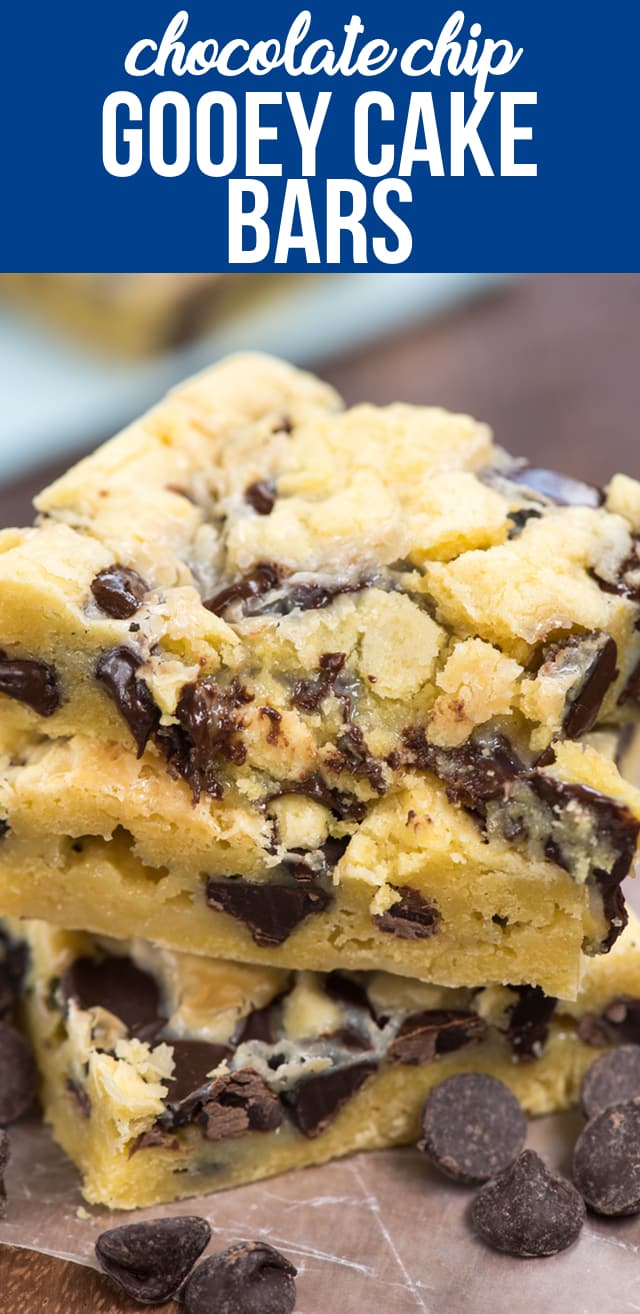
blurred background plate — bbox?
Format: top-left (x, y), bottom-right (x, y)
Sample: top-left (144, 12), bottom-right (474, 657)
top-left (0, 273), bottom-right (505, 481)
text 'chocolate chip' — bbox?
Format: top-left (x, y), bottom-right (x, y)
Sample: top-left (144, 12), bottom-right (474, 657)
top-left (96, 1215), bottom-right (211, 1303)
top-left (183, 1241), bottom-right (297, 1314)
top-left (418, 1073), bottom-right (526, 1184)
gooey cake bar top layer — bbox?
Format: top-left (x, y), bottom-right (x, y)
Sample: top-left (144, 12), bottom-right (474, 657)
top-left (0, 353), bottom-right (639, 960)
top-left (6, 915), bottom-right (640, 1208)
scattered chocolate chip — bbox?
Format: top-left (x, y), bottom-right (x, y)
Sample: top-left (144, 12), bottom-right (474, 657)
top-left (204, 562), bottom-right (286, 617)
top-left (508, 986), bottom-right (557, 1060)
top-left (291, 652), bottom-right (346, 712)
top-left (389, 1011), bottom-right (487, 1065)
top-left (66, 1078), bottom-right (91, 1119)
top-left (96, 1216), bottom-right (211, 1304)
top-left (61, 955), bottom-right (165, 1037)
top-left (402, 729), bottom-right (523, 812)
top-left (328, 725), bottom-right (386, 794)
top-left (158, 677), bottom-right (253, 802)
top-left (245, 479), bottom-right (277, 515)
top-left (374, 886), bottom-right (440, 940)
top-left (198, 1069), bottom-right (283, 1141)
top-left (472, 1149), bottom-right (585, 1256)
top-left (0, 1022), bottom-right (36, 1124)
top-left (0, 651), bottom-right (59, 716)
top-left (573, 1101), bottom-right (640, 1215)
top-left (90, 565), bottom-right (148, 619)
top-left (418, 1074), bottom-right (525, 1185)
top-left (260, 706), bottom-right (282, 744)
top-left (281, 1060), bottom-right (376, 1138)
top-left (95, 646), bottom-right (159, 755)
top-left (164, 1039), bottom-right (231, 1107)
top-left (580, 1045), bottom-right (640, 1120)
top-left (206, 878), bottom-right (332, 947)
top-left (252, 575), bottom-right (371, 618)
top-left (507, 465), bottom-right (603, 508)
top-left (0, 1129), bottom-right (9, 1218)
top-left (183, 1241), bottom-right (296, 1314)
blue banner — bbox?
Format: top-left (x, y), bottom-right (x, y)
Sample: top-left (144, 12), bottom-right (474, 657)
top-left (0, 2), bottom-right (637, 271)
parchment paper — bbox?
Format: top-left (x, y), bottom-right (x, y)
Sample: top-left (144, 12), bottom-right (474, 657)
top-left (3, 1108), bottom-right (640, 1314)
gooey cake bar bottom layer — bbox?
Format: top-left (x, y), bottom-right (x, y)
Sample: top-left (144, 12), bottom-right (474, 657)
top-left (1, 354), bottom-right (640, 992)
top-left (6, 914), bottom-right (640, 1210)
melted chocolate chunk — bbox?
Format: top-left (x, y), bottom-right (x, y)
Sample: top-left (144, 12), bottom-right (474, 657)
top-left (61, 955), bottom-right (165, 1036)
top-left (328, 725), bottom-right (386, 794)
top-left (204, 562), bottom-right (286, 616)
top-left (90, 565), bottom-right (148, 619)
top-left (388, 1010), bottom-right (487, 1065)
top-left (541, 633), bottom-right (619, 739)
top-left (245, 479), bottom-right (277, 515)
top-left (95, 646), bottom-right (159, 756)
top-left (259, 705), bottom-right (281, 744)
top-left (0, 651), bottom-right (59, 716)
top-left (374, 886), bottom-right (440, 941)
top-left (250, 575), bottom-right (371, 618)
top-left (0, 1130), bottom-right (9, 1219)
top-left (183, 1242), bottom-right (297, 1314)
top-left (206, 878), bottom-right (332, 947)
top-left (96, 1216), bottom-right (211, 1304)
top-left (325, 972), bottom-right (374, 1016)
top-left (267, 773), bottom-right (366, 822)
top-left (281, 1061), bottom-right (376, 1138)
top-left (158, 677), bottom-right (253, 802)
top-left (66, 1078), bottom-right (91, 1119)
top-left (472, 1150), bottom-right (585, 1256)
top-left (235, 1002), bottom-right (279, 1046)
top-left (592, 536), bottom-right (640, 601)
top-left (418, 1073), bottom-right (526, 1184)
top-left (580, 1045), bottom-right (640, 1119)
top-left (508, 986), bottom-right (557, 1060)
top-left (198, 1069), bottom-right (283, 1141)
top-left (129, 1126), bottom-right (179, 1156)
top-left (0, 1022), bottom-right (37, 1124)
top-left (573, 1101), bottom-right (640, 1216)
top-left (291, 652), bottom-right (346, 712)
top-left (282, 836), bottom-right (349, 885)
top-left (507, 465), bottom-right (603, 508)
top-left (164, 1039), bottom-right (231, 1108)
top-left (402, 729), bottom-right (523, 811)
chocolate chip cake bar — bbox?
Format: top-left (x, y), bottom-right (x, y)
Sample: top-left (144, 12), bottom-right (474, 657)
top-left (1, 354), bottom-right (639, 994)
top-left (7, 912), bottom-right (640, 1209)
top-left (1, 274), bottom-right (224, 354)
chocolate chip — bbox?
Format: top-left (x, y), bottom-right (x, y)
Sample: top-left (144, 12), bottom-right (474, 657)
top-left (507, 507), bottom-right (543, 538)
top-left (0, 1022), bottom-right (36, 1124)
top-left (128, 1127), bottom-right (179, 1156)
top-left (573, 1101), bottom-right (640, 1215)
top-left (0, 651), bottom-right (59, 716)
top-left (96, 1216), bottom-right (211, 1304)
top-left (601, 994), bottom-right (640, 1043)
top-left (472, 1149), bottom-right (585, 1256)
top-left (206, 878), bottom-right (332, 947)
top-left (389, 1011), bottom-right (487, 1065)
top-left (251, 575), bottom-right (371, 618)
top-left (374, 886), bottom-right (440, 940)
top-left (508, 986), bottom-right (557, 1060)
top-left (291, 652), bottom-right (346, 712)
top-left (198, 1069), bottom-right (283, 1141)
top-left (576, 1014), bottom-right (612, 1048)
top-left (260, 705), bottom-right (281, 744)
top-left (95, 646), bottom-right (159, 755)
top-left (325, 972), bottom-right (374, 1016)
top-left (618, 656), bottom-right (640, 707)
top-left (508, 465), bottom-right (603, 507)
top-left (402, 729), bottom-right (523, 812)
top-left (580, 1045), bottom-right (640, 1119)
top-left (183, 1241), bottom-right (296, 1314)
top-left (204, 562), bottom-right (286, 616)
top-left (267, 773), bottom-right (366, 822)
top-left (164, 1039), bottom-right (231, 1108)
top-left (328, 725), bottom-right (386, 794)
top-left (158, 677), bottom-right (253, 802)
top-left (235, 1002), bottom-right (279, 1045)
top-left (90, 565), bottom-right (148, 619)
top-left (61, 955), bottom-right (165, 1036)
top-left (245, 480), bottom-right (277, 515)
top-left (592, 537), bottom-right (640, 601)
top-left (541, 633), bottom-right (619, 738)
top-left (0, 1129), bottom-right (9, 1218)
top-left (418, 1074), bottom-right (526, 1185)
top-left (281, 1061), bottom-right (376, 1138)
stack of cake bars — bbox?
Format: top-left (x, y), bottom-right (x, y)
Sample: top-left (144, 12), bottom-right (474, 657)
top-left (1, 353), bottom-right (640, 1209)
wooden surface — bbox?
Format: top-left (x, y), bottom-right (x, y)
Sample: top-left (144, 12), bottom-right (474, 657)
top-left (0, 273), bottom-right (639, 1312)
